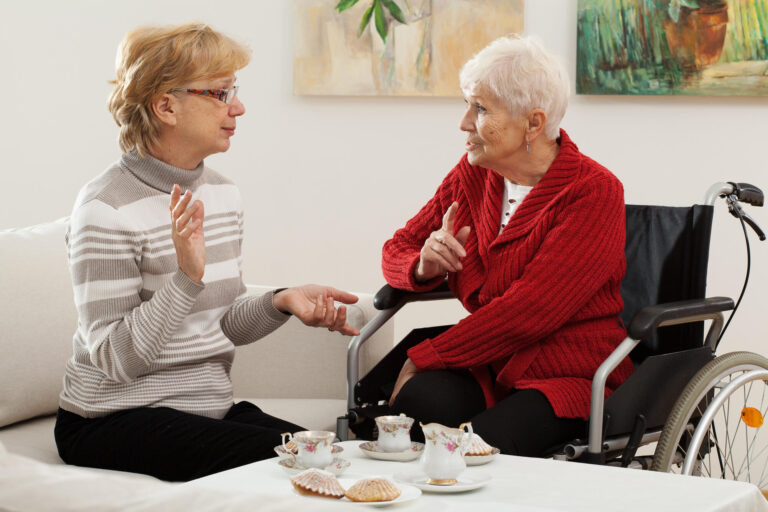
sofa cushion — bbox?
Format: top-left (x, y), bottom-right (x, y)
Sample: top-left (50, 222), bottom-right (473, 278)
top-left (0, 444), bottom-right (343, 511)
top-left (0, 416), bottom-right (61, 465)
top-left (0, 218), bottom-right (76, 428)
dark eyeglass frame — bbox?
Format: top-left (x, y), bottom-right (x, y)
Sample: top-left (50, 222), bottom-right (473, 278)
top-left (167, 86), bottom-right (239, 105)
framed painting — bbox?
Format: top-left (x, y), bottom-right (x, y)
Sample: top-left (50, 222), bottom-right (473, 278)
top-left (293, 0), bottom-right (524, 96)
top-left (577, 0), bottom-right (768, 95)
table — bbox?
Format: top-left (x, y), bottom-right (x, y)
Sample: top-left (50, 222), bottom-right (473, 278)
top-left (183, 441), bottom-right (768, 511)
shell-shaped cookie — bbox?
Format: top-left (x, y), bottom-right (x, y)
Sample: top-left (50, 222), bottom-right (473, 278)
top-left (290, 468), bottom-right (345, 499)
top-left (285, 440), bottom-right (298, 453)
top-left (466, 433), bottom-right (494, 456)
top-left (345, 478), bottom-right (401, 502)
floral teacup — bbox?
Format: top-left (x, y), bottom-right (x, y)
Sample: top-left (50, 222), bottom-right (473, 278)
top-left (375, 414), bottom-right (414, 452)
top-left (420, 421), bottom-right (473, 485)
top-left (281, 430), bottom-right (335, 469)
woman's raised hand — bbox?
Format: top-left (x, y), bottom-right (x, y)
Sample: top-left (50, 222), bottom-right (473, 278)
top-left (273, 285), bottom-right (361, 336)
top-left (170, 184), bottom-right (206, 283)
top-left (414, 202), bottom-right (471, 283)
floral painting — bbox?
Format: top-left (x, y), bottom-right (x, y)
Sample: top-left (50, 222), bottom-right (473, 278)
top-left (293, 0), bottom-right (524, 96)
top-left (577, 0), bottom-right (768, 95)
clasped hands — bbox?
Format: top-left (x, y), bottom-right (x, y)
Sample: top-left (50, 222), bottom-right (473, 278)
top-left (169, 184), bottom-right (360, 336)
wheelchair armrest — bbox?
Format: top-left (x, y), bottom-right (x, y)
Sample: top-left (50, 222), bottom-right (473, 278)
top-left (373, 282), bottom-right (454, 310)
top-left (627, 297), bottom-right (735, 341)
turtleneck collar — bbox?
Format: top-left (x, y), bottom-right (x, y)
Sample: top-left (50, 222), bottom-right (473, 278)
top-left (120, 150), bottom-right (204, 194)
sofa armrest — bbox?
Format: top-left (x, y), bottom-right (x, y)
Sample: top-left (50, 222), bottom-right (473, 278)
top-left (230, 286), bottom-right (395, 401)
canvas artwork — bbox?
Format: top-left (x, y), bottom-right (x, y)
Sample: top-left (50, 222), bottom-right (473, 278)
top-left (294, 0), bottom-right (524, 96)
top-left (577, 0), bottom-right (768, 95)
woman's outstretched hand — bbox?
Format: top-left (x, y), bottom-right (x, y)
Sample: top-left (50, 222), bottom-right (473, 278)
top-left (273, 285), bottom-right (361, 336)
top-left (170, 184), bottom-right (206, 283)
top-left (414, 202), bottom-right (471, 283)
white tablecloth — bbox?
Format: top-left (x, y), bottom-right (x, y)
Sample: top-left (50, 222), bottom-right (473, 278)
top-left (183, 441), bottom-right (768, 512)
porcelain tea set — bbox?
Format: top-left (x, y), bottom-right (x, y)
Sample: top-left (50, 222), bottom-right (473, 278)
top-left (277, 414), bottom-right (495, 491)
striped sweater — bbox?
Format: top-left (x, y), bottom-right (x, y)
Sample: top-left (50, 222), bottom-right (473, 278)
top-left (60, 151), bottom-right (289, 419)
top-left (382, 130), bottom-right (633, 419)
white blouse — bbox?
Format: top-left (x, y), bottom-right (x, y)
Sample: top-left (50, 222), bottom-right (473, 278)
top-left (499, 179), bottom-right (533, 235)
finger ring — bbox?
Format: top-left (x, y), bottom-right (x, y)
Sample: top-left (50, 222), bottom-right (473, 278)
top-left (436, 237), bottom-right (448, 246)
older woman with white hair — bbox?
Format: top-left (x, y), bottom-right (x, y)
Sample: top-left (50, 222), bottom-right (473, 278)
top-left (383, 35), bottom-right (633, 457)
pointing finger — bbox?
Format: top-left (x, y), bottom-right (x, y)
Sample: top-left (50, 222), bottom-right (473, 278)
top-left (441, 202), bottom-right (458, 233)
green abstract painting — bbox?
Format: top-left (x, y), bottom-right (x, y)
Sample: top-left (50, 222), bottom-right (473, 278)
top-left (577, 0), bottom-right (768, 95)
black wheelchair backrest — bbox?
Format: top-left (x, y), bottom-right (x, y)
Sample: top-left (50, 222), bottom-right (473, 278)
top-left (621, 204), bottom-right (714, 363)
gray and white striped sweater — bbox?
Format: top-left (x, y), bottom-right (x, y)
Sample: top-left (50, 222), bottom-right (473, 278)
top-left (59, 151), bottom-right (289, 419)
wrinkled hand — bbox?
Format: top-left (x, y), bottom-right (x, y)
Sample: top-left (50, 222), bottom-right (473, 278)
top-left (414, 202), bottom-right (471, 283)
top-left (170, 184), bottom-right (205, 283)
top-left (273, 285), bottom-right (361, 336)
top-left (389, 358), bottom-right (418, 406)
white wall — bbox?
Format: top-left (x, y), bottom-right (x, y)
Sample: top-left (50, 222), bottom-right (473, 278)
top-left (2, 0), bottom-right (766, 353)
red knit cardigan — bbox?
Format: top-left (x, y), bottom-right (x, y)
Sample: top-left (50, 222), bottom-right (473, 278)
top-left (382, 130), bottom-right (633, 419)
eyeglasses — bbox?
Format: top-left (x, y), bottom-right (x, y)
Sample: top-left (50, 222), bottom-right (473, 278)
top-left (168, 86), bottom-right (239, 105)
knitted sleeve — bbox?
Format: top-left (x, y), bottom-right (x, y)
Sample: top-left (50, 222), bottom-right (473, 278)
top-left (67, 200), bottom-right (204, 383)
top-left (407, 174), bottom-right (626, 371)
top-left (382, 166), bottom-right (461, 292)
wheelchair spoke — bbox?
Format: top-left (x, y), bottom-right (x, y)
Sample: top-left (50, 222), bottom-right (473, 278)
top-left (734, 383), bottom-right (752, 480)
top-left (721, 395), bottom-right (742, 478)
top-left (742, 382), bottom-right (764, 482)
top-left (755, 395), bottom-right (768, 486)
top-left (736, 386), bottom-right (768, 483)
top-left (732, 381), bottom-right (765, 481)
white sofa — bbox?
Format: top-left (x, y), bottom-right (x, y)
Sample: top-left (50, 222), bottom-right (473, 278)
top-left (0, 217), bottom-right (393, 508)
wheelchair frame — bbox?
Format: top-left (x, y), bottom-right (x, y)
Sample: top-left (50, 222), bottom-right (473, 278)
top-left (337, 181), bottom-right (764, 478)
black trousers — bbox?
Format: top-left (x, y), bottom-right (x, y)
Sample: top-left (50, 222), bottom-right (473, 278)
top-left (391, 370), bottom-right (586, 457)
top-left (54, 401), bottom-right (304, 481)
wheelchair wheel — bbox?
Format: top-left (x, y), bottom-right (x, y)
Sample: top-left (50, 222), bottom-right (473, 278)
top-left (651, 351), bottom-right (768, 484)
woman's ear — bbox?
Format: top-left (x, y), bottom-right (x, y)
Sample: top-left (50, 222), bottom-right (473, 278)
top-left (152, 94), bottom-right (178, 127)
top-left (526, 109), bottom-right (548, 141)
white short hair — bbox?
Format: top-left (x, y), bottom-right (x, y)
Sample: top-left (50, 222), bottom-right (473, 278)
top-left (459, 35), bottom-right (570, 140)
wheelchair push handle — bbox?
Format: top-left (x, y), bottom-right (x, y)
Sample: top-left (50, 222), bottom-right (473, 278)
top-left (724, 183), bottom-right (766, 241)
top-left (727, 182), bottom-right (764, 207)
top-left (706, 182), bottom-right (766, 242)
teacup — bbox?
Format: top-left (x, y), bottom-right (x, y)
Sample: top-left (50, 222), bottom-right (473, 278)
top-left (375, 414), bottom-right (414, 452)
top-left (281, 430), bottom-right (335, 469)
top-left (420, 421), bottom-right (473, 485)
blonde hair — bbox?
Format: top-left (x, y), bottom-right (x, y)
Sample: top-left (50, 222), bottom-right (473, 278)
top-left (108, 23), bottom-right (251, 156)
top-left (460, 35), bottom-right (569, 140)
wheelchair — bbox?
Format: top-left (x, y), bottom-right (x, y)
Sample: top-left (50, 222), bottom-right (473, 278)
top-left (337, 181), bottom-right (767, 485)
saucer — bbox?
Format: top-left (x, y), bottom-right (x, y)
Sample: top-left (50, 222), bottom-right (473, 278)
top-left (359, 441), bottom-right (424, 462)
top-left (277, 456), bottom-right (350, 476)
top-left (393, 470), bottom-right (491, 493)
top-left (464, 447), bottom-right (501, 466)
top-left (274, 443), bottom-right (344, 460)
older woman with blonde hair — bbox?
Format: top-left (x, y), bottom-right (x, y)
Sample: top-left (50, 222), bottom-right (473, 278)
top-left (383, 35), bottom-right (633, 457)
top-left (54, 23), bottom-right (359, 481)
